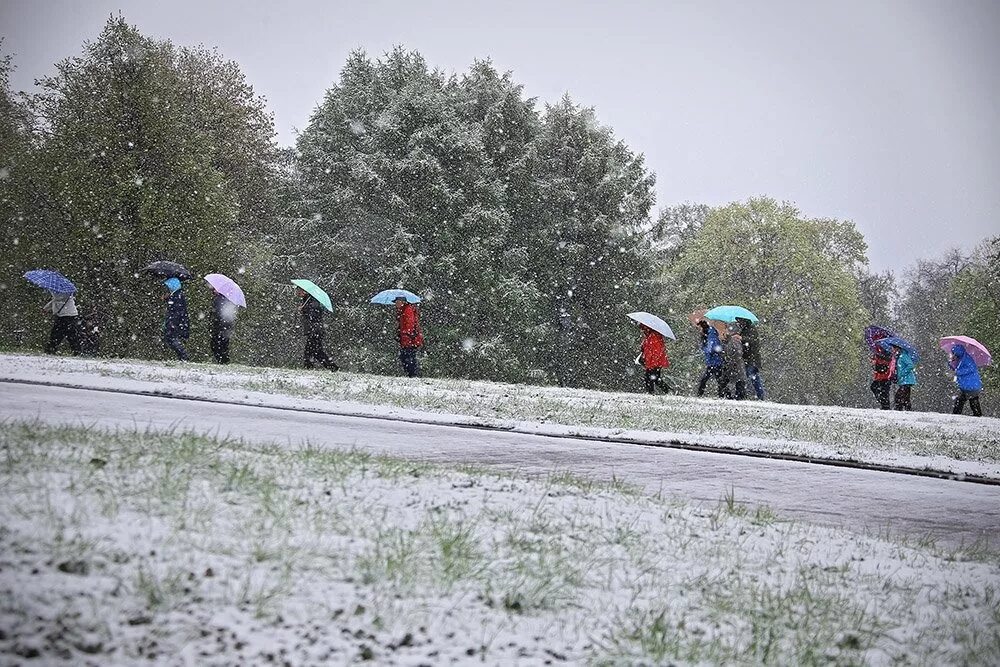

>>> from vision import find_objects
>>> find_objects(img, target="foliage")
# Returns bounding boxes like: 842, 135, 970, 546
660, 198, 869, 403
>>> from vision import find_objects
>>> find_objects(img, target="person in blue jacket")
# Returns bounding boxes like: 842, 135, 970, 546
949, 344, 983, 416
892, 347, 916, 411
695, 319, 724, 397
162, 277, 190, 361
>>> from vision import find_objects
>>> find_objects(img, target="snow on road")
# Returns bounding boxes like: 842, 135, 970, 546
2, 352, 997, 480
2, 382, 998, 548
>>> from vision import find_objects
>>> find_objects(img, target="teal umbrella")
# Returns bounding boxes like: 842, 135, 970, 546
704, 305, 759, 323
291, 279, 333, 312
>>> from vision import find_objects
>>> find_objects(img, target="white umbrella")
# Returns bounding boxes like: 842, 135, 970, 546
626, 312, 676, 340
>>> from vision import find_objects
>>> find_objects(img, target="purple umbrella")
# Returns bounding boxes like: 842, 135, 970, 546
940, 336, 992, 367
204, 273, 247, 308
864, 325, 895, 351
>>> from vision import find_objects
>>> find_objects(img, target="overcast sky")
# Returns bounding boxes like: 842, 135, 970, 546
3, 0, 998, 272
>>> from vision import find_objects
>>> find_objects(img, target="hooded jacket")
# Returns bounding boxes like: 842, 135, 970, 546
739, 321, 762, 368
950, 345, 983, 392
300, 295, 325, 338
702, 326, 723, 368
895, 350, 916, 386
640, 327, 669, 370
871, 346, 895, 382
398, 303, 424, 349
724, 333, 746, 380
45, 292, 78, 317
164, 288, 189, 338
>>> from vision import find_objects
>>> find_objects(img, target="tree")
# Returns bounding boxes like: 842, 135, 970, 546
662, 197, 869, 403
522, 96, 657, 388
5, 17, 277, 358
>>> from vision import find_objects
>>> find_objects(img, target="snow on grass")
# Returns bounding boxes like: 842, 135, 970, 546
1, 420, 998, 665
2, 352, 999, 479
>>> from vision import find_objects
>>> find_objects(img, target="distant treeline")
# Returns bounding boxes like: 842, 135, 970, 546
1, 17, 996, 413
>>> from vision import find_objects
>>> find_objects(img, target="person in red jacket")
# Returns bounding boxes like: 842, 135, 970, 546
870, 343, 895, 410
395, 296, 424, 377
639, 324, 671, 394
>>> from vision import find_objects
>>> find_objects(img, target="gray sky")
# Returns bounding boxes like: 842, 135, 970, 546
3, 0, 998, 272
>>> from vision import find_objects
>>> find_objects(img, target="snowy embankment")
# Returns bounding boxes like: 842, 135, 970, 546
1, 352, 998, 479
1, 420, 998, 665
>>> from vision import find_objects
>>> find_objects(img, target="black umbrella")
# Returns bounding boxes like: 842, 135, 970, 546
143, 260, 193, 280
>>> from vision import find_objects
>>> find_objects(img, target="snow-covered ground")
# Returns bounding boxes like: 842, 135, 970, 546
1, 420, 998, 665
1, 352, 998, 479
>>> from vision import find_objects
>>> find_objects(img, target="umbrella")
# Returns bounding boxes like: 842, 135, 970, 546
291, 279, 333, 312
687, 309, 707, 327
23, 269, 76, 294
703, 305, 759, 323
940, 335, 992, 367
143, 260, 193, 280
877, 336, 919, 363
204, 273, 247, 308
864, 325, 895, 351
626, 312, 676, 340
371, 289, 422, 305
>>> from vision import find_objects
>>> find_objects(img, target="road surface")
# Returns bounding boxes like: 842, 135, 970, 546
2, 382, 998, 547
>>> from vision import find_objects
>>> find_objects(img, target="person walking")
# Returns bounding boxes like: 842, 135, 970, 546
738, 318, 766, 400
639, 324, 671, 394
721, 324, 747, 400
162, 277, 190, 361
893, 347, 916, 411
210, 290, 238, 364
696, 320, 724, 397
395, 296, 424, 377
949, 344, 983, 416
869, 342, 894, 410
298, 287, 338, 371
42, 290, 82, 355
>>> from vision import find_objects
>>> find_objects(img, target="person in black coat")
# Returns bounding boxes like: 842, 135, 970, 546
737, 317, 765, 400
162, 278, 189, 361
297, 287, 338, 371
210, 291, 238, 364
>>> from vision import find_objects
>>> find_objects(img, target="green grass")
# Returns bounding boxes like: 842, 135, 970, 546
1, 418, 999, 664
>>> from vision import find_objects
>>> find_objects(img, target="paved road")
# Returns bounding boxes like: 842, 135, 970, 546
3, 383, 998, 547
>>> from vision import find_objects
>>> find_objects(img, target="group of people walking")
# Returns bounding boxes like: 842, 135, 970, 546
635, 316, 766, 401
30, 270, 989, 416
867, 328, 986, 416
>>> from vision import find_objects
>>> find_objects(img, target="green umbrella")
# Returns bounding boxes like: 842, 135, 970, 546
291, 279, 333, 312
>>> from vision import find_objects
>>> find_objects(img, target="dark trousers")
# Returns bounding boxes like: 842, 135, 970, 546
304, 335, 338, 371
870, 380, 891, 410
400, 348, 420, 378
46, 316, 82, 355
644, 368, 671, 395
953, 391, 983, 417
163, 334, 189, 361
894, 385, 912, 411
211, 328, 231, 364
746, 365, 766, 400
697, 366, 724, 397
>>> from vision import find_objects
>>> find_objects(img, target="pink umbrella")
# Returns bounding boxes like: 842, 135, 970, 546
204, 273, 247, 308
939, 335, 992, 367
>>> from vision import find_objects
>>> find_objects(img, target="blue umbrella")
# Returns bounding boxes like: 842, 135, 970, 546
704, 305, 758, 323
23, 269, 77, 294
371, 289, 422, 305
878, 336, 919, 363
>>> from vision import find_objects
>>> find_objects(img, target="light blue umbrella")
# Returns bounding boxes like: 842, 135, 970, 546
626, 312, 676, 340
704, 305, 759, 323
371, 289, 422, 305
291, 279, 333, 312
24, 269, 77, 294
878, 336, 919, 363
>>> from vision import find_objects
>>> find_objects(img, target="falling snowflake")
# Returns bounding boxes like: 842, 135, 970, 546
461, 338, 477, 353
